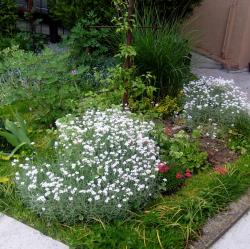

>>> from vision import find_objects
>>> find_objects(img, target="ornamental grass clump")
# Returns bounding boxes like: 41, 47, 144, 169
183, 77, 249, 136
14, 109, 160, 223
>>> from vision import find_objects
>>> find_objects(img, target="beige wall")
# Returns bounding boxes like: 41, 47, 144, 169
185, 0, 250, 69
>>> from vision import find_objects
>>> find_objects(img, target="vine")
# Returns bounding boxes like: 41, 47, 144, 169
112, 0, 136, 108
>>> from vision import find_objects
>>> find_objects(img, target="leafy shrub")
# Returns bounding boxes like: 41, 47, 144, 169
67, 11, 118, 65
0, 0, 18, 51
183, 77, 249, 136
154, 93, 183, 118
157, 162, 188, 194
0, 69, 36, 106
14, 32, 47, 52
0, 47, 83, 124
0, 0, 17, 35
168, 131, 208, 173
15, 109, 160, 223
134, 13, 192, 98
138, 0, 203, 21
48, 0, 114, 29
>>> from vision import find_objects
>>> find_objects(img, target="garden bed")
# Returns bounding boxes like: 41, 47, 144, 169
1, 1, 250, 248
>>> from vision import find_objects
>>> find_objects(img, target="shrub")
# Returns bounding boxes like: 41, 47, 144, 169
183, 77, 249, 136
154, 93, 183, 118
157, 162, 187, 194
0, 0, 17, 35
134, 12, 192, 98
48, 0, 114, 29
15, 109, 160, 223
14, 32, 47, 53
67, 11, 119, 65
168, 131, 208, 173
0, 47, 89, 125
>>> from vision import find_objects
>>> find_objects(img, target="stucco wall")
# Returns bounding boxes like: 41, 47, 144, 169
185, 0, 250, 70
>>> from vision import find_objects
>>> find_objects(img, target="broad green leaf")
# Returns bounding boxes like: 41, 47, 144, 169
0, 130, 19, 147
5, 119, 31, 145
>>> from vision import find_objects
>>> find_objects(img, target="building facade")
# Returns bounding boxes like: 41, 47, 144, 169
185, 0, 250, 70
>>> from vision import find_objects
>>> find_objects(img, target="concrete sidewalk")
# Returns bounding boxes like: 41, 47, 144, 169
211, 210, 250, 249
0, 215, 69, 249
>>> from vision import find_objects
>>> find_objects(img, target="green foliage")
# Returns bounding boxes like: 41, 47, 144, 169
0, 118, 30, 148
14, 32, 47, 52
138, 0, 203, 21
0, 47, 84, 126
99, 64, 157, 114
67, 11, 117, 64
48, 0, 114, 29
233, 111, 250, 140
154, 93, 183, 118
228, 111, 250, 154
168, 131, 208, 173
0, 0, 18, 51
0, 0, 17, 35
134, 12, 192, 98
0, 113, 31, 160
158, 164, 186, 194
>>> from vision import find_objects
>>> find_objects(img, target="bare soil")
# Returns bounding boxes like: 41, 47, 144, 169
200, 137, 238, 167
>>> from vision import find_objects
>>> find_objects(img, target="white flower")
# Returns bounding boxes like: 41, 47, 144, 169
16, 109, 160, 221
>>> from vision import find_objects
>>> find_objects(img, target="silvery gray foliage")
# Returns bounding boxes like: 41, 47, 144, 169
14, 109, 160, 223
183, 77, 249, 137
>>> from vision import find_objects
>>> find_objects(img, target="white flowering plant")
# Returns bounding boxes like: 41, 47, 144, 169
14, 109, 160, 223
183, 77, 249, 137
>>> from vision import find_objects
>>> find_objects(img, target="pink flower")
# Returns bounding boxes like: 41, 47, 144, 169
185, 169, 192, 178
176, 172, 183, 179
157, 163, 170, 174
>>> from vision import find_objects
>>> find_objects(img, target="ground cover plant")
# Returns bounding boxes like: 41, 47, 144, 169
14, 109, 160, 223
183, 77, 250, 139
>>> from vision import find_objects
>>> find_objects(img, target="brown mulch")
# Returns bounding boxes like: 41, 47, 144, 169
164, 120, 239, 168
200, 137, 238, 167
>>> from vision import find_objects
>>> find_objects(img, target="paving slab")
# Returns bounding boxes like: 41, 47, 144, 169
211, 210, 250, 249
0, 215, 69, 249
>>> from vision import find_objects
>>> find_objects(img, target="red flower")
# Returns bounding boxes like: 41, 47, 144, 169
214, 166, 228, 175
176, 172, 184, 179
157, 163, 170, 174
185, 169, 192, 178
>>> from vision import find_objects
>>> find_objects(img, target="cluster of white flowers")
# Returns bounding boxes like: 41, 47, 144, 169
183, 77, 249, 136
14, 109, 160, 223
